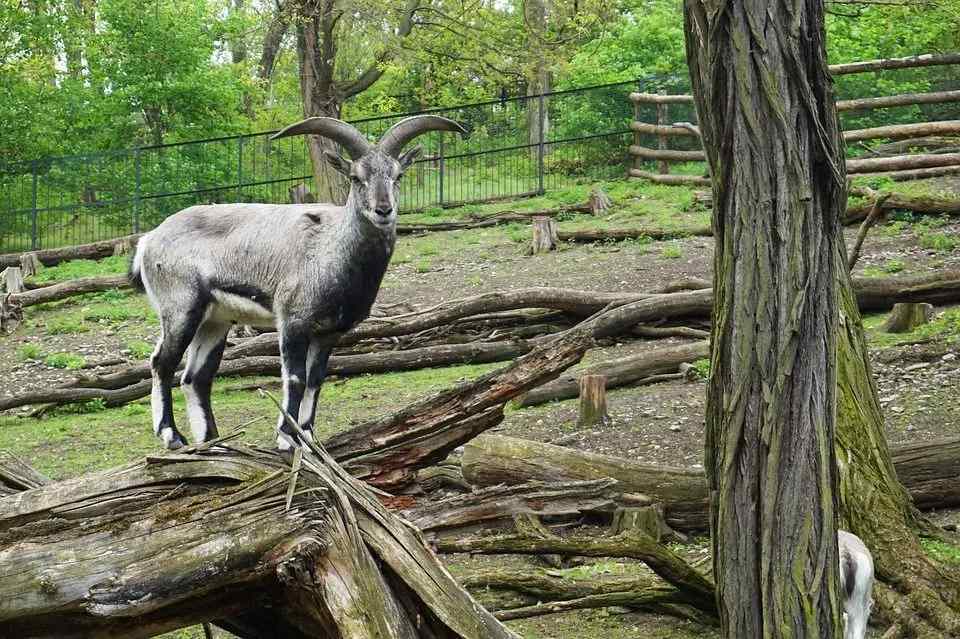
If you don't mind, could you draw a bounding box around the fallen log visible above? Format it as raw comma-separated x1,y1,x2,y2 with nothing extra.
461,433,960,530
873,136,960,155
5,274,129,308
462,435,708,530
322,328,592,491
0,441,516,639
856,165,960,182
434,529,716,615
557,227,714,243
846,188,960,222
837,90,960,113
0,234,142,268
843,121,960,143
848,193,891,271
400,478,640,537
0,340,540,412
628,169,710,186
853,269,960,311
515,341,709,407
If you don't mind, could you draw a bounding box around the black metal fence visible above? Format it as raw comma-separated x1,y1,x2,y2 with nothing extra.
0,81,637,254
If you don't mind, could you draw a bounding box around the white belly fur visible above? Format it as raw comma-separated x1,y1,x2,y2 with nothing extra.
207,291,276,327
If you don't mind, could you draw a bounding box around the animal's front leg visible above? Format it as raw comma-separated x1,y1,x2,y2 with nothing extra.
297,335,337,443
276,322,309,451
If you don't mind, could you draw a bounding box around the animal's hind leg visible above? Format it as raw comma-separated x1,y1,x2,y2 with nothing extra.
150,305,205,449
181,319,230,443
276,321,309,451
297,335,337,443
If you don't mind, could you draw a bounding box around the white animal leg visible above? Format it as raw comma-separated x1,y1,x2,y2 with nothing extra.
150,306,205,450
181,319,230,444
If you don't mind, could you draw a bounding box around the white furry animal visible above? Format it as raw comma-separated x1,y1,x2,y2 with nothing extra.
839,529,875,639
130,115,466,450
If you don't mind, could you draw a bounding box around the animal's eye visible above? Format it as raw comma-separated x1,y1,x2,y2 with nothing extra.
350,175,362,184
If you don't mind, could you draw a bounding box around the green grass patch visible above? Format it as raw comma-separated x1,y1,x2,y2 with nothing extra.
918,231,958,252
18,343,44,361
125,340,154,360
29,255,128,285
661,243,684,259
44,352,86,369
921,538,960,565
45,315,89,334
864,306,960,348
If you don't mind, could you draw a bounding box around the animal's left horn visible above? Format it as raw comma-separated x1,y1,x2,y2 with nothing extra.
378,115,467,158
269,117,372,160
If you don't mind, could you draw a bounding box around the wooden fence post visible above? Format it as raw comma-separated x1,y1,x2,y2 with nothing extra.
656,90,670,175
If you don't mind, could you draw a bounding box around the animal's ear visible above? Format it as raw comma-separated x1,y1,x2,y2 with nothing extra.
397,145,423,171
323,151,352,176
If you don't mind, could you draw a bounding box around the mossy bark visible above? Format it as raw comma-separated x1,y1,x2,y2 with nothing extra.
684,0,846,636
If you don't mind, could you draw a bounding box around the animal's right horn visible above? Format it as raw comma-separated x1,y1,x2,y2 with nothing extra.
270,117,372,160
378,115,467,158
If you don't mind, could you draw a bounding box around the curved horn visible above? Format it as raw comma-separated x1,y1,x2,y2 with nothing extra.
269,117,372,160
378,115,467,157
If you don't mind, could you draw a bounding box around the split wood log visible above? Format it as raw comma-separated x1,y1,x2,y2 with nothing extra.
530,217,558,254
321,328,592,491
628,169,710,186
461,433,960,530
846,152,960,175
1,267,24,294
434,529,716,615
557,227,714,243
0,442,516,639
400,479,640,537
516,341,709,408
0,234,142,268
577,375,609,427
19,253,41,279
0,451,48,495
848,193,891,271
882,303,934,333
5,274,129,308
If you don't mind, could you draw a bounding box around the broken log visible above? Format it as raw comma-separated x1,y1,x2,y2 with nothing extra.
434,529,716,615
0,234,142,268
846,188,960,222
462,434,708,531
848,193,891,271
516,341,709,407
322,328,592,491
0,442,516,639
462,433,960,530
1,267,24,294
846,152,960,175
853,269,960,311
400,479,638,537
882,303,934,333
5,274,129,308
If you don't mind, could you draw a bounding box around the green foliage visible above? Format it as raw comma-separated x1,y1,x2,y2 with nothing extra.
918,231,959,252
18,343,43,361
45,316,89,335
661,243,683,259
882,259,905,274
921,538,960,565
691,358,711,380
125,340,155,360
44,352,87,369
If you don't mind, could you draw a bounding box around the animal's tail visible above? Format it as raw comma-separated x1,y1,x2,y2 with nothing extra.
128,241,146,292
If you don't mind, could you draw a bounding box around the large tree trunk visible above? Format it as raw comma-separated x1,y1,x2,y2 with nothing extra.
684,0,845,636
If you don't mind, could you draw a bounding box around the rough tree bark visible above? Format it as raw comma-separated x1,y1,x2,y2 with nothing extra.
685,0,845,636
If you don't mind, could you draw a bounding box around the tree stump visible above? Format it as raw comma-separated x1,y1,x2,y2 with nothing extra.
883,302,934,333
18,253,41,279
112,237,135,256
1,267,24,294
588,187,612,215
610,505,685,543
577,374,610,427
530,216,558,254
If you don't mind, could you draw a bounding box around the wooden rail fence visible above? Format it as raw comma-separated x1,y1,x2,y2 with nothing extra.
629,53,960,186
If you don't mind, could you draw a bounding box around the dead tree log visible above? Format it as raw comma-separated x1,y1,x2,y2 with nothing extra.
843,121,960,143
828,53,960,75
837,90,960,113
861,165,960,182
1,267,24,294
434,530,716,615
873,136,960,155
322,329,592,491
0,234,142,268
848,193,891,272
846,188,960,222
6,274,130,308
882,303,934,333
557,227,714,243
400,479,640,537
846,152,960,174
516,341,709,407
853,269,960,311
461,434,960,530
0,442,516,639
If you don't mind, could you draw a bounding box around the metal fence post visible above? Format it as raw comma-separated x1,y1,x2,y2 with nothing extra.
237,136,245,202
133,148,142,234
438,136,445,207
30,160,39,250
537,93,546,195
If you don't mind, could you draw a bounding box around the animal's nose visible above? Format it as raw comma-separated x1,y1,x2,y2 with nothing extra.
375,206,393,217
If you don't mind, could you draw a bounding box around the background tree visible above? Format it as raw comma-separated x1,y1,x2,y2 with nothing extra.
684,0,846,636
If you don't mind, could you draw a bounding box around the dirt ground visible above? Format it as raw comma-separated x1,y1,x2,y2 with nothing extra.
1,177,959,638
